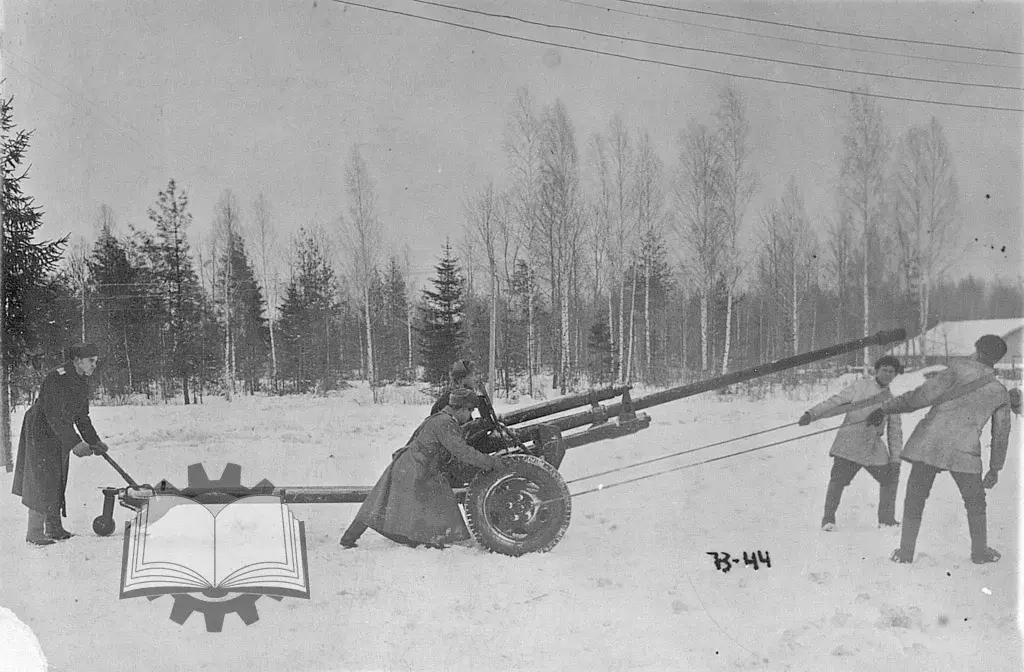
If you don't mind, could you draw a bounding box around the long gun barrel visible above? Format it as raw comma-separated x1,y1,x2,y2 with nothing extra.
508,328,907,442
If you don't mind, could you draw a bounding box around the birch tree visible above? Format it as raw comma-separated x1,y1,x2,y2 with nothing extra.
537,99,587,392
713,85,757,374
341,145,383,401
633,129,666,381
502,87,543,395
463,179,502,396
892,117,959,360
249,193,280,391
672,123,724,371
213,189,242,400
589,115,637,384
839,92,891,369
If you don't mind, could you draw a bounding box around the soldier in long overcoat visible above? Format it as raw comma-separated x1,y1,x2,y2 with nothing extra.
868,335,1012,565
800,356,904,531
340,388,505,549
11,344,110,545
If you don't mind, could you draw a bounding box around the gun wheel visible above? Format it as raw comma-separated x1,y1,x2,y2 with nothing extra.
465,454,571,557
93,515,116,536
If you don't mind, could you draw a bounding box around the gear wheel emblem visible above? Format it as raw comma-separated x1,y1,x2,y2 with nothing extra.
146,462,283,633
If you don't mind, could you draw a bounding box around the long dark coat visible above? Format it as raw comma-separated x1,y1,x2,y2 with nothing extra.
11,362,101,514
354,409,499,545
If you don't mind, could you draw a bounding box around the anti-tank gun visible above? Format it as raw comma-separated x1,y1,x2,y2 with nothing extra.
444,329,907,555
89,329,906,558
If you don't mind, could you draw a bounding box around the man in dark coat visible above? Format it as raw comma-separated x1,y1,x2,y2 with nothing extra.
340,388,505,549
868,335,1012,565
11,343,110,545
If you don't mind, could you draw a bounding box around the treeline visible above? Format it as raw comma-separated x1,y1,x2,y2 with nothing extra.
5,87,1024,409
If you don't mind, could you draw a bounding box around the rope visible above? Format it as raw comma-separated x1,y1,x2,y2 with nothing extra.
535,420,867,508
565,420,801,485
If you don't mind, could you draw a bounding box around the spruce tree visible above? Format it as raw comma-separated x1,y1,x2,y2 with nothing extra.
417,241,467,386
139,179,204,403
1,95,67,468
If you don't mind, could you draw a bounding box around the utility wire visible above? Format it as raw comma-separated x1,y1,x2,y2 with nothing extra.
2,48,147,140
330,1,1023,113
615,0,1024,57
2,62,147,150
557,0,1023,71
410,0,1019,91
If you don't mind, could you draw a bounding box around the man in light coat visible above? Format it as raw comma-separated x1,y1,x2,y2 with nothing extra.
867,335,1012,565
800,356,904,531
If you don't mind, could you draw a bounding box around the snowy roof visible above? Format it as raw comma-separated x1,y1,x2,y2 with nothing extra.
908,319,1024,356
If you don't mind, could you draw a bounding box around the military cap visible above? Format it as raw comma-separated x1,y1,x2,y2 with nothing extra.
449,388,479,410
68,343,99,360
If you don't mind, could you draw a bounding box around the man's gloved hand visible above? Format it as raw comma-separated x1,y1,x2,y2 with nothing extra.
866,409,885,427
982,469,999,489
72,441,92,458
1009,387,1022,416
798,412,813,427
90,441,109,455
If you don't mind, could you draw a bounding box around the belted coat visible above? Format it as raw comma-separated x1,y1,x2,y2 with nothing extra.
353,409,501,545
11,362,101,513
879,358,1011,474
806,377,903,466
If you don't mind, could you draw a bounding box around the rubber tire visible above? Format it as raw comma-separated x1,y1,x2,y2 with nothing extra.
464,454,571,557
93,515,116,537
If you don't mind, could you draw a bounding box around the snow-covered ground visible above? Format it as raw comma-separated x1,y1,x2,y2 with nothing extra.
1,369,1020,671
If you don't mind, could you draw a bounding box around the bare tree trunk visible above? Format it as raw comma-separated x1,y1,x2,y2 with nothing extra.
700,290,709,370
626,262,638,383
560,277,570,394
527,275,535,397
488,268,497,397
792,263,800,355
617,276,626,384
269,310,278,391
407,305,413,378
364,287,375,402
862,249,870,369
720,292,733,375
123,324,133,392
919,271,929,360
223,253,232,402
644,258,651,381
607,290,614,378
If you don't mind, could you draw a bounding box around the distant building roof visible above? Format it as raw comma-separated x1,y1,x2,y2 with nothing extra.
907,319,1024,357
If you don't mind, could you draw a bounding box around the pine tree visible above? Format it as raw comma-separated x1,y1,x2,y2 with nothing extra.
2,95,68,468
139,179,204,403
418,241,467,386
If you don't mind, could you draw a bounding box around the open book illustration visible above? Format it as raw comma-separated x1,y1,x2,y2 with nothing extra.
119,494,310,600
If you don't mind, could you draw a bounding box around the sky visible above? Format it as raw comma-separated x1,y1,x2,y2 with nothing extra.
3,0,1023,295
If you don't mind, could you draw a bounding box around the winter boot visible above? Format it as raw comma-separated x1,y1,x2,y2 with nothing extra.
26,509,55,546
971,548,1001,564
340,520,367,549
45,508,74,541
890,548,913,564
967,511,998,564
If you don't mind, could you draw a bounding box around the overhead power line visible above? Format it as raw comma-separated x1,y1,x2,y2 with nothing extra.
409,0,1019,91
615,0,1024,57
558,0,1023,71
330,1,1024,113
